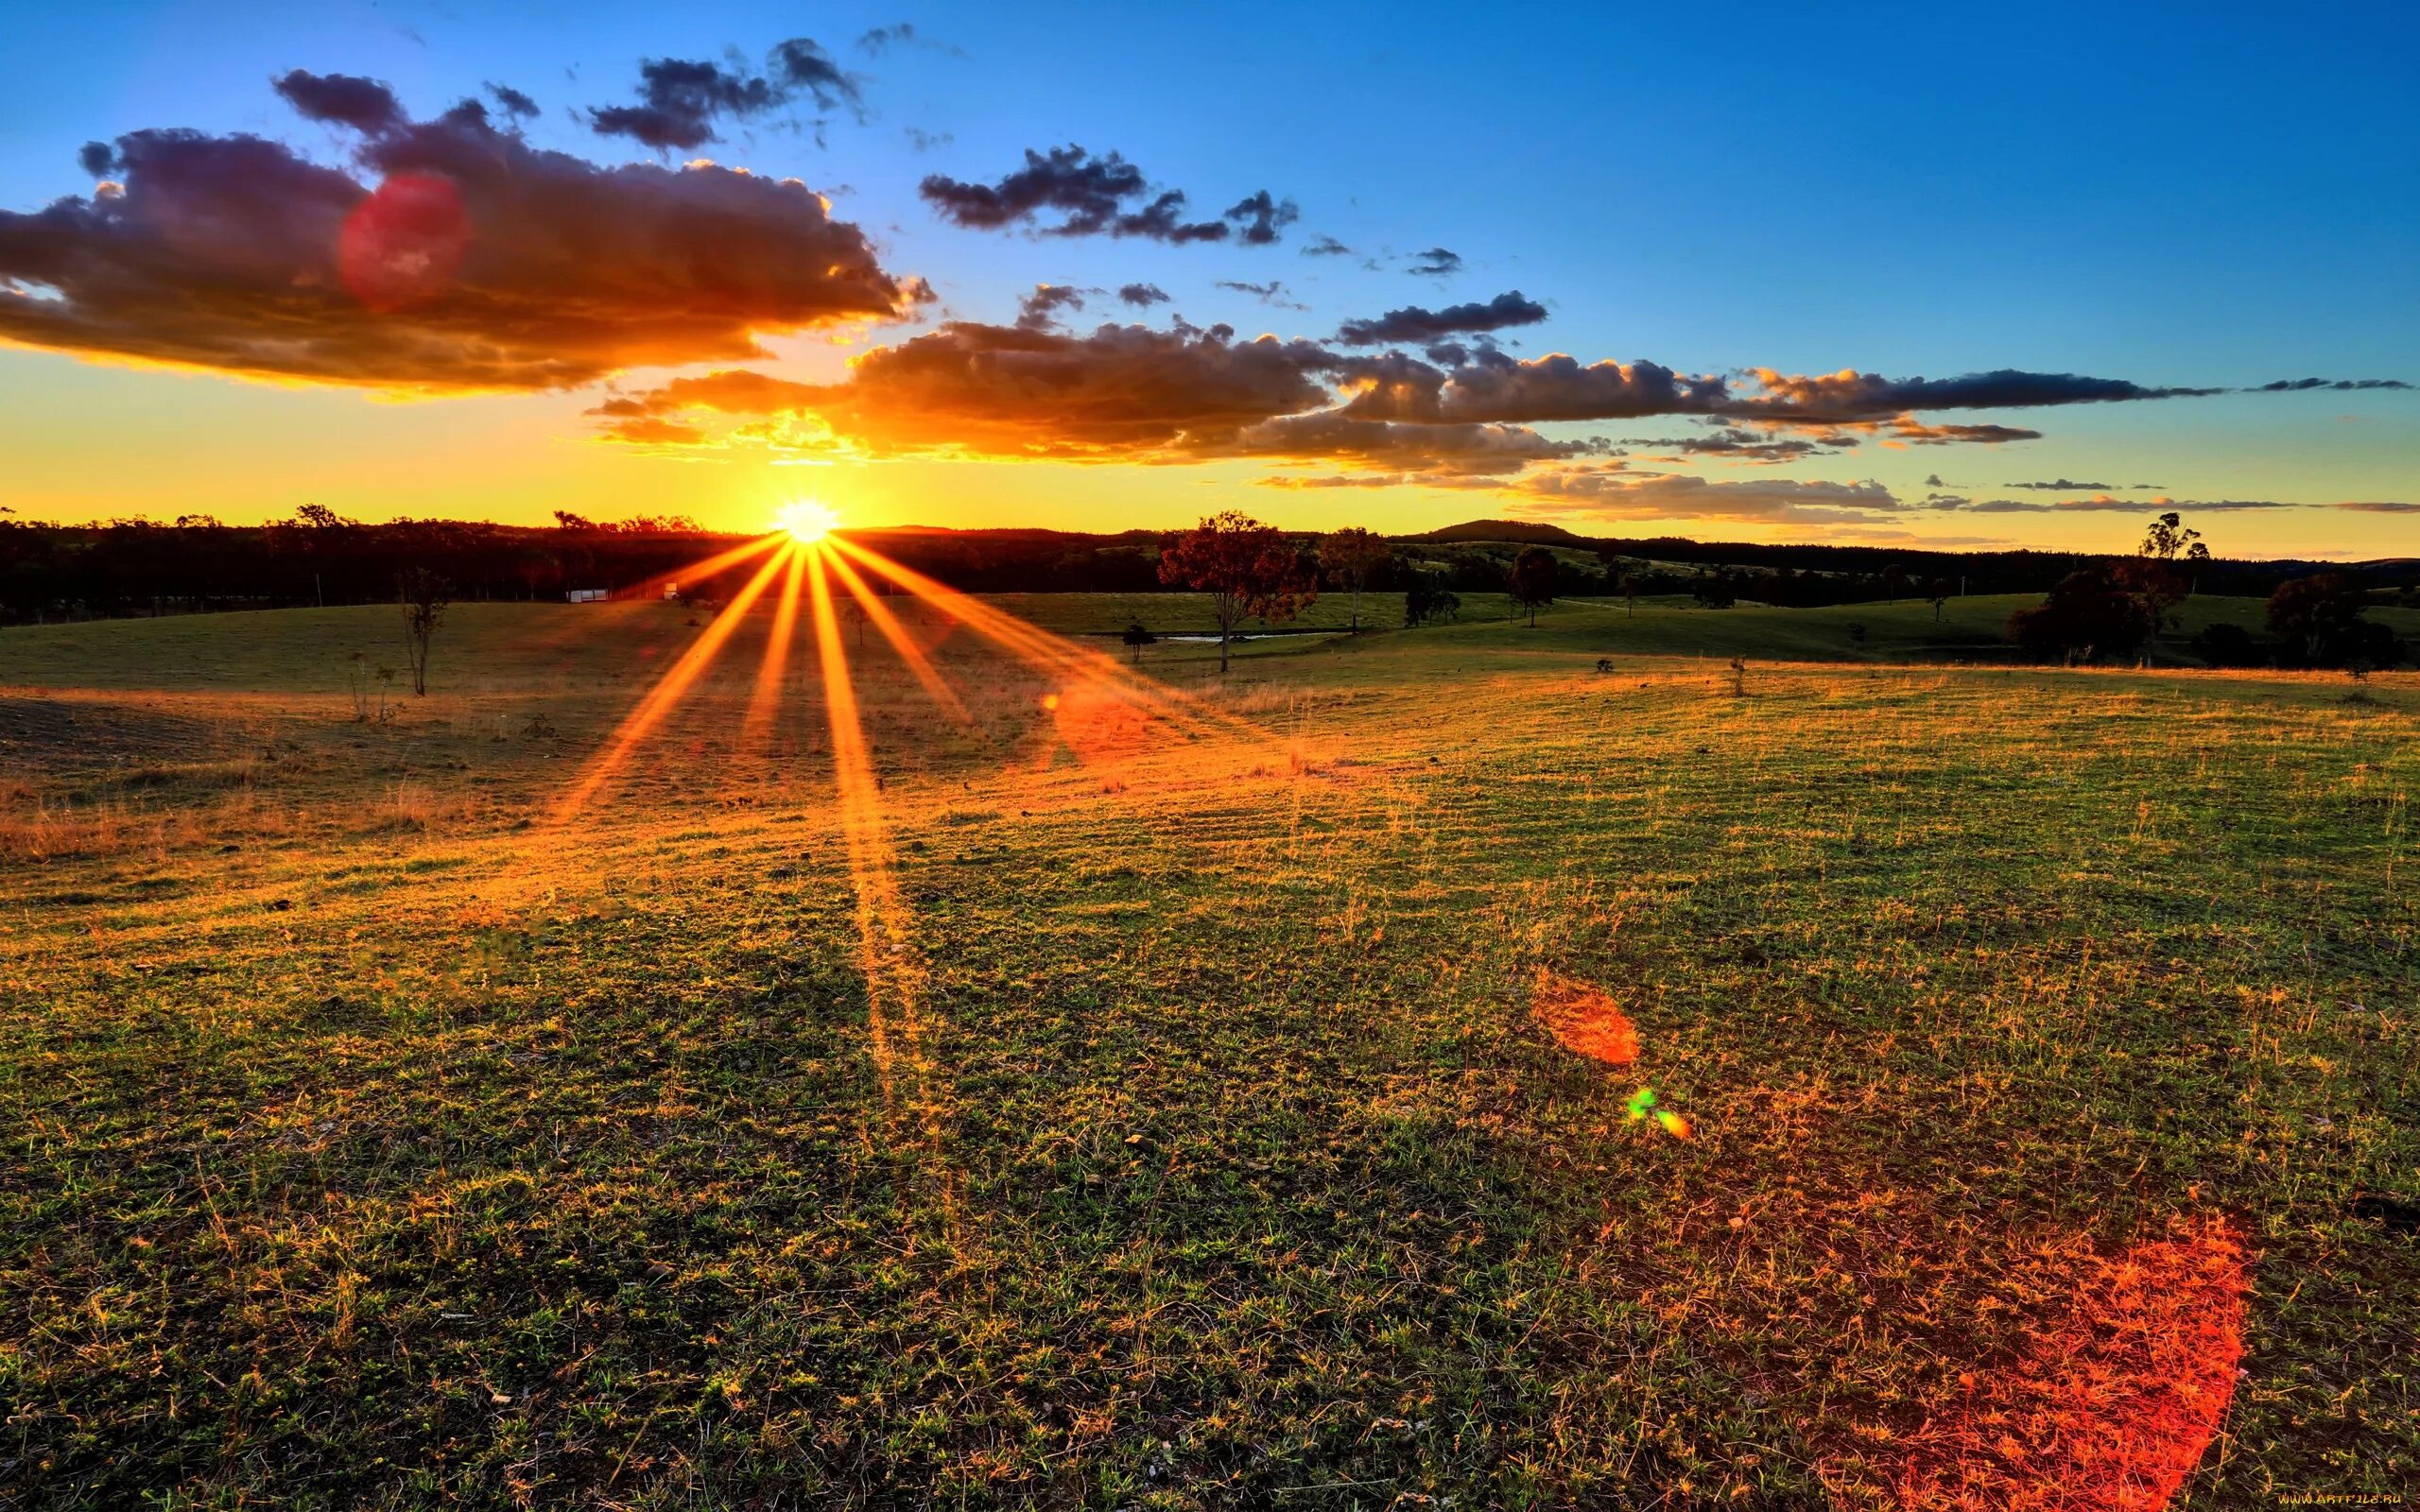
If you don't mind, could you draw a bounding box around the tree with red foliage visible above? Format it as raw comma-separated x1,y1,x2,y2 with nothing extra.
1157,511,1314,673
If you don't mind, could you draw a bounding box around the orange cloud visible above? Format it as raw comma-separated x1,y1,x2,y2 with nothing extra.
1,87,905,392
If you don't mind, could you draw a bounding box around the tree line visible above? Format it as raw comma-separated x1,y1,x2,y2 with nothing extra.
2007,513,2407,670
4,507,2409,672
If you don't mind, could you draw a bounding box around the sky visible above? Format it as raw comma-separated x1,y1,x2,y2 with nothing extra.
1,0,2414,557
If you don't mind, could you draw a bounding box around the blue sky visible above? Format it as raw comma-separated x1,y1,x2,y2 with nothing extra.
1,0,2413,554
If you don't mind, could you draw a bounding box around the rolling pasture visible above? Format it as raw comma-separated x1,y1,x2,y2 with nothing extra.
2,593,2415,1508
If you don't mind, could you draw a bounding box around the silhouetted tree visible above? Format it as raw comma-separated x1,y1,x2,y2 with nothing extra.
2268,573,2404,669
1508,547,1557,627
1691,570,1737,610
2139,510,2203,564
1925,578,1954,623
1318,526,1392,633
2118,511,2201,652
1404,576,1461,627
1121,619,1157,663
397,567,448,696
2008,567,2157,663
1617,569,1639,616
2189,622,2265,668
1157,510,1314,673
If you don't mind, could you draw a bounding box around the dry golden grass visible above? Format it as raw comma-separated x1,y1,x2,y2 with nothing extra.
0,599,2413,1508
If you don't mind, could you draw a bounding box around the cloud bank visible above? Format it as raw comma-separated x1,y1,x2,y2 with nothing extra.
0,73,904,390
920,146,1294,245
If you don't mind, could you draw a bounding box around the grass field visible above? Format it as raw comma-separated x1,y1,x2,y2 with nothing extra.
3,593,2415,1508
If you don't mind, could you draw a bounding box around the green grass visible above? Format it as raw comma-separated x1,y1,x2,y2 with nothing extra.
2,597,2415,1507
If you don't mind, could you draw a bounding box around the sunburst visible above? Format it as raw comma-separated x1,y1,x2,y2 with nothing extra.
773,500,838,543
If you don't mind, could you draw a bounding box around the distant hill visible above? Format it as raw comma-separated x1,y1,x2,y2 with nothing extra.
1402,519,1592,547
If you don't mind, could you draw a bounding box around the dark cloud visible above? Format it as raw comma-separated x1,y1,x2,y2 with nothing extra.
1335,290,1547,348
1407,247,1462,276
1188,412,1600,475
0,87,905,391
2005,478,2112,490
1634,427,1852,464
1222,190,1298,246
1117,283,1170,307
768,39,865,113
2256,377,2411,391
486,82,540,119
1216,279,1306,309
1115,190,1233,244
272,69,406,135
1736,367,2224,422
1346,353,2228,430
1946,494,2304,514
593,320,1337,456
590,60,777,150
1347,353,1730,423
856,23,961,56
589,40,862,152
920,146,1236,241
1301,234,1353,257
78,141,117,178
1508,470,1905,524
593,318,1596,477
1013,283,1089,331
1876,419,2043,445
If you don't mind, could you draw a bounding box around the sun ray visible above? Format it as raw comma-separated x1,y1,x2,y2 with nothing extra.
825,535,1274,748
525,530,786,650
741,542,810,751
821,546,975,727
552,541,794,820
803,546,959,1229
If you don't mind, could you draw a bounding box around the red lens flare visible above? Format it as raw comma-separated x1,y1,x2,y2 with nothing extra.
338,173,470,313
1870,1217,2249,1511
1532,970,1642,1066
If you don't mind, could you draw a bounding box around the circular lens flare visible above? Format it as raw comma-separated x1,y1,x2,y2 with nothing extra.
775,502,838,542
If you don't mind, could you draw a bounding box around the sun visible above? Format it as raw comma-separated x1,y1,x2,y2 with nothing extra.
774,501,838,543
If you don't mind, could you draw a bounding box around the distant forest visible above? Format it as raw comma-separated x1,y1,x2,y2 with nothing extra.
0,507,2408,625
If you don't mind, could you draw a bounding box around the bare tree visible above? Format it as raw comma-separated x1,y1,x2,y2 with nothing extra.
397,567,448,696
